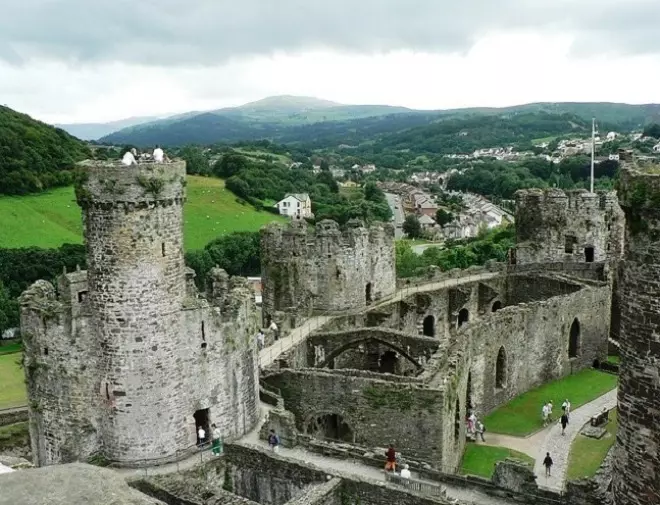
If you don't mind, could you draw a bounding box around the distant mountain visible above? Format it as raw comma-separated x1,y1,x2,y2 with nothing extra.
98,97,660,148
56,115,164,141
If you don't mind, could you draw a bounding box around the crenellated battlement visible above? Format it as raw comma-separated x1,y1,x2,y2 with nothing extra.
75,160,186,207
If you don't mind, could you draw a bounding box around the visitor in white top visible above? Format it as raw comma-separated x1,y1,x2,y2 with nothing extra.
269,320,279,341
400,464,411,479
121,148,138,166
197,426,206,446
153,145,164,163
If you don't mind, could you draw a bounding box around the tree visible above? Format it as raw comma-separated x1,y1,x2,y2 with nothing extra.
435,209,454,227
204,232,261,277
320,159,330,171
402,215,422,239
643,123,660,139
180,146,210,175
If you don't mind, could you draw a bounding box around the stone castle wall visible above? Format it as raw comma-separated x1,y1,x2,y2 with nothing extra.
20,161,260,467
260,219,396,321
514,188,624,265
612,164,660,505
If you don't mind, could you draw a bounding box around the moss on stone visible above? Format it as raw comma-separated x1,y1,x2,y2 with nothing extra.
363,386,414,411
136,174,166,197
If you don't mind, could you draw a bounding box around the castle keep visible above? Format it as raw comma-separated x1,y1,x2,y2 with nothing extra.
260,219,395,323
20,161,260,467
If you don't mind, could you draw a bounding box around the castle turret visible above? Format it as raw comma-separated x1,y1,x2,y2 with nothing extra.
612,163,660,505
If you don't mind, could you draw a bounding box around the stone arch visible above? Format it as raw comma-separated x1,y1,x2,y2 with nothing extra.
491,301,502,312
495,346,507,389
569,318,580,358
305,412,354,443
422,315,435,337
458,308,469,328
379,350,399,374
318,337,422,370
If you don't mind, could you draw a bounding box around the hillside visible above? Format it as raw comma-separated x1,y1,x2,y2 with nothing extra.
56,115,163,140
0,106,91,195
98,98,660,148
0,176,285,250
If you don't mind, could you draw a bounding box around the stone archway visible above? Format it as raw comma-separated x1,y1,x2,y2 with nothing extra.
422,315,435,337
458,308,469,328
492,301,502,312
569,318,580,358
495,346,507,389
306,413,354,443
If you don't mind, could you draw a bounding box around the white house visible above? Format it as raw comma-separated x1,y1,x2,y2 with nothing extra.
275,193,313,219
606,132,618,141
654,143,660,153
609,153,620,161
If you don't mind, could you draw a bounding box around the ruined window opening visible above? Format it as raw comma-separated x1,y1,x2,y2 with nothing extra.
564,235,576,254
43,347,49,356
466,372,473,412
454,399,461,440
365,283,372,305
105,383,110,400
584,247,595,263
336,268,341,279
495,346,507,389
569,318,580,358
201,321,206,341
379,350,398,374
77,290,88,303
194,409,211,444
306,413,354,443
492,301,502,312
422,315,435,337
201,342,207,350
161,242,166,257
458,308,469,328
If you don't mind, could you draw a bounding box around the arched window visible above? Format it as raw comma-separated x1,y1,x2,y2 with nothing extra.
454,399,461,440
492,301,502,312
496,346,507,389
365,283,372,304
569,318,580,358
458,308,469,327
423,315,435,337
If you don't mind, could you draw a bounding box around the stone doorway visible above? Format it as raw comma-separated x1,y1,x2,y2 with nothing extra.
365,283,372,305
584,247,595,263
194,408,211,445
306,413,354,443
422,315,435,337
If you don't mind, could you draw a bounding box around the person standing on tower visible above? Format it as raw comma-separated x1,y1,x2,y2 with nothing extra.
153,145,165,163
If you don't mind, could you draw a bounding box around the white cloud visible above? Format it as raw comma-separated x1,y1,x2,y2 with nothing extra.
3,32,660,124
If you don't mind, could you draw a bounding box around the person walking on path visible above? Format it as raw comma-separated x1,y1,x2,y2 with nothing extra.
269,320,279,341
476,421,486,442
467,412,477,434
211,424,222,456
543,452,553,477
385,445,397,473
562,399,571,420
547,401,554,423
256,329,265,349
542,403,550,426
268,430,280,453
197,425,206,447
400,464,411,479
560,412,569,435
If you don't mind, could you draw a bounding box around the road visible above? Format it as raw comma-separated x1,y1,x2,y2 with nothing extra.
384,192,405,239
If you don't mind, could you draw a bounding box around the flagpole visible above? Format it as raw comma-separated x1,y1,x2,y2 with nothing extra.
590,118,595,193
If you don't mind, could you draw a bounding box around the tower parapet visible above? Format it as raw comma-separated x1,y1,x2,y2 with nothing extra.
260,219,395,322
613,164,660,505
514,188,623,265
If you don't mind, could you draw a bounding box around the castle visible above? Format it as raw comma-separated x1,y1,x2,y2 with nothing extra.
13,154,660,505
19,161,260,467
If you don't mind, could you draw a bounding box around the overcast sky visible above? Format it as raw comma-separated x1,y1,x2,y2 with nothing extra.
3,0,660,124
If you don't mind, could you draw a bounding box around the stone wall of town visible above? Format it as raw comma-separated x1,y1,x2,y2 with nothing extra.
20,161,260,467
260,219,396,323
514,188,624,265
612,164,660,505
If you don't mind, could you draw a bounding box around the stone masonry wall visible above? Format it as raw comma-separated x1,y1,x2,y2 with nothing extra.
260,219,395,321
612,164,660,505
514,188,623,265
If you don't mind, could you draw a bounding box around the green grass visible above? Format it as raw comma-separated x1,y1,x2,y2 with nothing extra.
460,444,534,479
606,355,620,365
0,176,286,251
566,409,618,481
0,353,26,409
0,422,29,451
0,342,22,356
483,369,617,436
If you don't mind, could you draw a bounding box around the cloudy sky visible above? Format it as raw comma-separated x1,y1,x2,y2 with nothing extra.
2,0,660,124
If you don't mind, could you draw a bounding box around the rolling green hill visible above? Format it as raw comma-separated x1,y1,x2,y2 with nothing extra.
0,176,285,250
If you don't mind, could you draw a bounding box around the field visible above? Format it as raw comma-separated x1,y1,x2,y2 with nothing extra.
483,369,617,436
0,176,285,251
0,352,26,410
461,444,535,478
566,409,618,481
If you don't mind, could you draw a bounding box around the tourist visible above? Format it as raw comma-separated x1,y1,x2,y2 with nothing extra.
384,445,397,473
542,403,550,426
256,329,265,349
560,412,569,436
153,145,165,163
547,401,554,423
476,420,486,442
269,319,279,341
468,412,477,434
400,463,411,479
543,452,553,477
268,429,280,453
121,148,138,166
211,423,222,456
197,425,206,446
562,399,571,420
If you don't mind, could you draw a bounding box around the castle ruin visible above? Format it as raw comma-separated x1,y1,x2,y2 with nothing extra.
19,161,260,467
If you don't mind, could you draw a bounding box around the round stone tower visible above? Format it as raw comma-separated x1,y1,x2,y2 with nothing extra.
613,165,660,505
76,160,188,463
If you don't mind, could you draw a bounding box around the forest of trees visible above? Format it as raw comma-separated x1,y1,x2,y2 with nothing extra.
0,106,91,195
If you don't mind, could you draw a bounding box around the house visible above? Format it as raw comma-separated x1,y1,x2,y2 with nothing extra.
275,193,313,219
654,143,660,153
609,153,620,161
606,132,618,141
418,214,437,230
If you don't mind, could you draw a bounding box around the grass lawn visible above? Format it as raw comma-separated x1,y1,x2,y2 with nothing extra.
0,176,285,251
566,409,618,481
0,353,26,410
0,422,29,451
0,342,22,356
483,369,617,437
607,355,620,365
461,444,535,479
